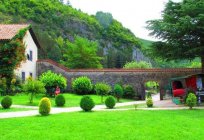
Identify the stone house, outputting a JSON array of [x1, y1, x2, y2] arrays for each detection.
[[0, 24, 40, 80]]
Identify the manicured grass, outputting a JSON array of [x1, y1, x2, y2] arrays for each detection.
[[0, 93, 133, 107], [116, 103, 147, 109], [0, 110, 204, 140], [0, 107, 32, 113]]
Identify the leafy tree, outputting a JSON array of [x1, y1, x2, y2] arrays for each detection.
[[147, 0, 204, 72], [114, 84, 124, 102], [61, 36, 103, 69], [23, 79, 46, 104], [123, 61, 152, 69], [96, 11, 113, 28], [95, 83, 111, 103]]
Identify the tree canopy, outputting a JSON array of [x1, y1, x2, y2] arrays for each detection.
[[61, 36, 103, 69], [147, 0, 204, 71]]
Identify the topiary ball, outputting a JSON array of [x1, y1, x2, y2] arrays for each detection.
[[72, 76, 93, 95], [55, 94, 66, 107], [105, 96, 116, 109], [186, 93, 197, 109], [1, 96, 12, 109], [80, 95, 95, 112], [39, 97, 51, 116], [146, 98, 153, 107]]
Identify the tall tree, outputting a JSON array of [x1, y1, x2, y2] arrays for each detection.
[[147, 0, 204, 72], [96, 11, 113, 28], [61, 36, 103, 69]]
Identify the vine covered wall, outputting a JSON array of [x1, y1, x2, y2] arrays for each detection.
[[0, 27, 29, 80]]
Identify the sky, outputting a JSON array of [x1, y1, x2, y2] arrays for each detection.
[[67, 0, 181, 41]]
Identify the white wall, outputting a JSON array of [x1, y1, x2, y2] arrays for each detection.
[[15, 30, 38, 80]]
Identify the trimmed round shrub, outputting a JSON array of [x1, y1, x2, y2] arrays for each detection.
[[1, 96, 12, 109], [105, 96, 116, 109], [72, 76, 93, 95], [123, 85, 135, 99], [55, 94, 66, 107], [146, 98, 153, 107], [95, 83, 111, 103], [80, 96, 95, 112], [39, 97, 51, 116], [186, 93, 197, 109]]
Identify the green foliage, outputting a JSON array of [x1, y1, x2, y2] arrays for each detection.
[[145, 81, 158, 89], [123, 61, 152, 69], [96, 11, 113, 28], [39, 70, 67, 95], [146, 91, 152, 98], [61, 36, 103, 69], [114, 84, 124, 102], [0, 28, 27, 79], [0, 78, 7, 95], [186, 93, 197, 109], [146, 98, 153, 107], [105, 96, 116, 109], [23, 79, 46, 103], [123, 85, 135, 99], [147, 0, 204, 70], [187, 61, 201, 68], [55, 94, 66, 107], [95, 83, 111, 103], [72, 76, 93, 95], [39, 97, 51, 116], [80, 95, 95, 112], [0, 0, 141, 68], [1, 95, 12, 109]]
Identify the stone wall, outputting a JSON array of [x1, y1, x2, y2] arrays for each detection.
[[37, 59, 202, 100]]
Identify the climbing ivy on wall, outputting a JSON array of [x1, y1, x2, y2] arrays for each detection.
[[0, 27, 29, 80]]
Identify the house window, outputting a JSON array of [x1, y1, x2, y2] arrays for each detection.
[[30, 50, 33, 61], [22, 72, 25, 81], [27, 54, 30, 60], [29, 72, 33, 78]]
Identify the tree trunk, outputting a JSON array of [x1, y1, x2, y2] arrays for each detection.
[[101, 96, 103, 103]]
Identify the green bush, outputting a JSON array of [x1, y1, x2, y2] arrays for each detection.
[[55, 94, 66, 107], [123, 85, 135, 99], [80, 95, 95, 112], [0, 78, 7, 96], [95, 83, 111, 103], [123, 61, 152, 69], [1, 96, 12, 109], [146, 98, 153, 107], [114, 84, 124, 102], [146, 91, 152, 98], [186, 93, 197, 109], [23, 79, 46, 103], [105, 96, 116, 109], [39, 97, 51, 116], [72, 76, 93, 95], [39, 71, 67, 95]]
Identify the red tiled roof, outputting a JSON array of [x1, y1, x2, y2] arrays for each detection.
[[0, 24, 29, 40]]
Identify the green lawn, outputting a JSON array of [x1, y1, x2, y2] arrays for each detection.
[[0, 107, 32, 113], [0, 110, 204, 140], [0, 93, 133, 107], [116, 103, 147, 109]]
